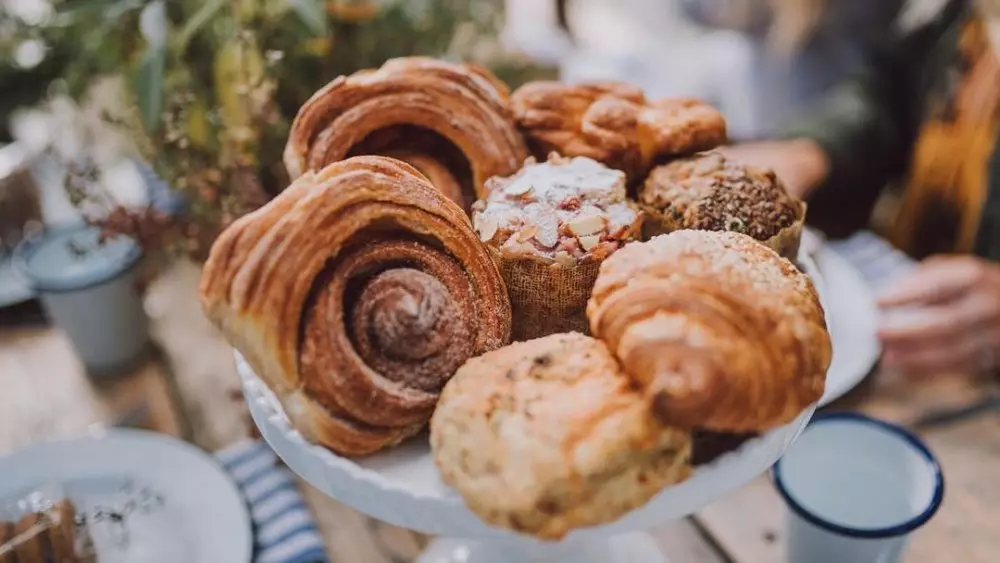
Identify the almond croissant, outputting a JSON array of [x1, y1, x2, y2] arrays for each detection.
[[587, 230, 830, 432], [283, 57, 528, 210], [511, 81, 727, 182], [200, 156, 512, 456]]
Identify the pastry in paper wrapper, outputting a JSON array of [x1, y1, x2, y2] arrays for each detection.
[[638, 151, 805, 260], [472, 154, 641, 341]]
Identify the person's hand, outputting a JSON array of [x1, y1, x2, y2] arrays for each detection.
[[877, 255, 1000, 377], [715, 138, 829, 199]]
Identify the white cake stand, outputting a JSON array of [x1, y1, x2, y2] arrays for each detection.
[[237, 354, 815, 562], [235, 250, 830, 562]]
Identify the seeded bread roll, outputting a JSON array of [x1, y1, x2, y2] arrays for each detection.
[[472, 154, 642, 340], [639, 151, 805, 260]]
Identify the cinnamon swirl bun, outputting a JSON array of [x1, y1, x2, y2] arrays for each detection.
[[200, 156, 512, 456], [283, 57, 528, 210]]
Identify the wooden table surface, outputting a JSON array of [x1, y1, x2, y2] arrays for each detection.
[[1, 260, 996, 562]]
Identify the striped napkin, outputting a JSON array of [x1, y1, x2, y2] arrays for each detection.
[[216, 441, 328, 563], [826, 231, 916, 291]]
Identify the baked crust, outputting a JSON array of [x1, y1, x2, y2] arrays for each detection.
[[284, 57, 528, 207], [200, 156, 512, 456], [430, 332, 691, 540], [639, 151, 806, 260], [588, 230, 831, 432], [472, 154, 642, 340], [511, 81, 727, 181]]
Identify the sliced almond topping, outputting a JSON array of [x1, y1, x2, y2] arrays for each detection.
[[554, 251, 576, 267], [516, 225, 538, 242], [567, 214, 605, 236], [505, 179, 533, 196], [578, 234, 601, 251], [477, 217, 499, 242]]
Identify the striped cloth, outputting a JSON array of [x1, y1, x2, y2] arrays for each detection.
[[827, 231, 916, 291], [216, 441, 328, 563]]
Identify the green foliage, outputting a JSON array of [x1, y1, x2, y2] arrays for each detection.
[[1, 0, 554, 258]]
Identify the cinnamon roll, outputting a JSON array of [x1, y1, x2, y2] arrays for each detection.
[[283, 57, 528, 210], [200, 156, 512, 456], [639, 151, 806, 260], [472, 154, 642, 340], [511, 81, 727, 182], [587, 230, 830, 432]]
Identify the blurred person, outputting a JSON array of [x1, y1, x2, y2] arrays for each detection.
[[680, 0, 906, 139], [536, 0, 904, 139], [722, 0, 1000, 378]]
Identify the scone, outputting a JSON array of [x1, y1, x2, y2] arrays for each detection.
[[430, 332, 691, 540], [638, 151, 805, 260], [472, 154, 642, 340]]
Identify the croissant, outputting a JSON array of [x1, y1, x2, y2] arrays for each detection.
[[587, 230, 830, 432], [200, 156, 512, 456], [511, 81, 727, 182], [283, 57, 529, 210], [639, 151, 806, 260], [431, 332, 691, 540], [471, 154, 642, 340]]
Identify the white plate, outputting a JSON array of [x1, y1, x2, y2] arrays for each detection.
[[0, 429, 252, 563], [239, 353, 814, 542], [812, 243, 881, 405]]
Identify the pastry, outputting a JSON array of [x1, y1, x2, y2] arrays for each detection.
[[1, 494, 88, 563], [200, 156, 512, 456], [430, 332, 691, 540], [511, 81, 727, 181], [639, 151, 806, 260], [587, 230, 831, 432], [471, 154, 642, 340], [283, 57, 529, 210]]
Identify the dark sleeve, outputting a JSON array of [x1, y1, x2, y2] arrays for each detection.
[[778, 30, 917, 205], [781, 0, 972, 201]]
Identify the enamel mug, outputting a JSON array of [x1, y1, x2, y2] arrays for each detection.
[[16, 224, 149, 377], [773, 412, 944, 563]]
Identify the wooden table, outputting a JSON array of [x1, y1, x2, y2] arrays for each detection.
[[1, 261, 996, 562]]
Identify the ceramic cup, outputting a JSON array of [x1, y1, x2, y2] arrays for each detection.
[[772, 412, 944, 563], [16, 224, 149, 377]]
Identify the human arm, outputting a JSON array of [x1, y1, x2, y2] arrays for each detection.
[[878, 255, 1000, 377]]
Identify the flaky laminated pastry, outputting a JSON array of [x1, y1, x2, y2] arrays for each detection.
[[511, 81, 727, 181], [284, 57, 528, 209], [587, 230, 831, 432], [431, 333, 691, 540], [200, 156, 512, 457]]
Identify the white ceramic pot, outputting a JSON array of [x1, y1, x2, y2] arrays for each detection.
[[16, 225, 149, 377]]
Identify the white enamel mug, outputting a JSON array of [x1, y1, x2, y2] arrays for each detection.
[[15, 224, 149, 377], [772, 413, 944, 563]]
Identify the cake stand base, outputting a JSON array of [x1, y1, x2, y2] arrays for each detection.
[[415, 531, 669, 563]]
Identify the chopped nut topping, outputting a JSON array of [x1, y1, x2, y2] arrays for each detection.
[[567, 214, 605, 237], [517, 225, 538, 242], [477, 217, 499, 242], [504, 179, 533, 196], [577, 234, 601, 251]]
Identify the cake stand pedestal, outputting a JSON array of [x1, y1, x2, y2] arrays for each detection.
[[236, 354, 815, 563]]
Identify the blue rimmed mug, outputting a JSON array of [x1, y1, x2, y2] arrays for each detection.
[[772, 412, 944, 563]]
